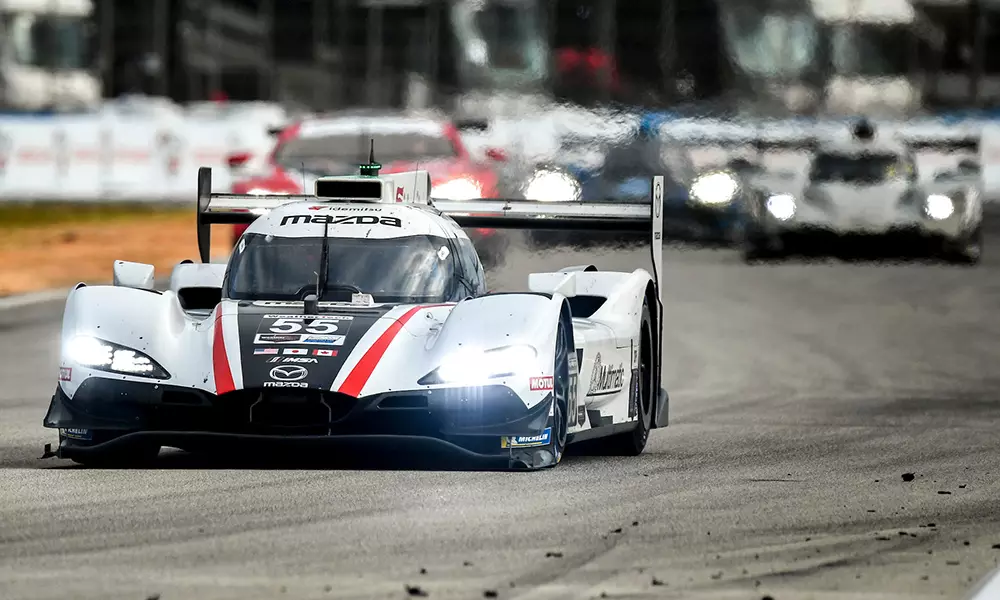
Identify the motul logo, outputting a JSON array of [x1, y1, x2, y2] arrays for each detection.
[[530, 376, 553, 391], [280, 214, 402, 227]]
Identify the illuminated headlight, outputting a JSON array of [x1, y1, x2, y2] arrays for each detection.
[[432, 178, 482, 201], [418, 345, 538, 385], [690, 171, 739, 205], [63, 336, 170, 379], [766, 194, 796, 221], [924, 194, 955, 220], [524, 170, 580, 202]]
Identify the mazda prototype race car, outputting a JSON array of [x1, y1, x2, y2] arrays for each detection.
[[741, 119, 984, 264], [42, 158, 669, 470]]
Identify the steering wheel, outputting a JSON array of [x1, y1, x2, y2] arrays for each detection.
[[294, 283, 363, 301]]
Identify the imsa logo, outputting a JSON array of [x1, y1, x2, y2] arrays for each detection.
[[280, 214, 402, 227]]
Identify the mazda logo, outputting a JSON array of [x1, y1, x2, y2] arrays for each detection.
[[270, 365, 308, 381]]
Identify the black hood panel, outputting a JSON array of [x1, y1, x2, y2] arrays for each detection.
[[235, 302, 394, 390]]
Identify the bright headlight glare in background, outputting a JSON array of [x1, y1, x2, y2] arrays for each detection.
[[766, 194, 796, 220], [435, 345, 538, 384], [925, 194, 955, 220], [524, 170, 580, 202], [690, 171, 738, 205], [64, 336, 166, 378], [432, 178, 482, 201]]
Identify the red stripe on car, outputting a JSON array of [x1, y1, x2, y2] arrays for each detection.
[[338, 304, 451, 398], [212, 307, 236, 395]]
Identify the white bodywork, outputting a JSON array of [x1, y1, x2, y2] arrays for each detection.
[[54, 169, 666, 452]]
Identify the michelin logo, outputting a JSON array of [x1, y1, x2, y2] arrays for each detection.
[[501, 427, 552, 449]]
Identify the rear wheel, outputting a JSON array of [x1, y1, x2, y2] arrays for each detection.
[[592, 300, 654, 456]]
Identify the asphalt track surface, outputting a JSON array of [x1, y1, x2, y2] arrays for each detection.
[[2, 223, 1000, 600]]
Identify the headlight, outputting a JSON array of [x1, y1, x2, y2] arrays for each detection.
[[924, 194, 955, 220], [418, 345, 538, 385], [432, 178, 482, 201], [64, 336, 170, 379], [690, 171, 739, 205], [524, 170, 580, 202], [766, 194, 796, 221]]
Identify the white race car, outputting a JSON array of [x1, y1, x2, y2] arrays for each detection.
[[42, 158, 669, 470]]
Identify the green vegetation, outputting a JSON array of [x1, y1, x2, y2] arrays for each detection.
[[0, 202, 189, 229]]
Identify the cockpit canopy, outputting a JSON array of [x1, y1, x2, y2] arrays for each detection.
[[223, 232, 484, 304]]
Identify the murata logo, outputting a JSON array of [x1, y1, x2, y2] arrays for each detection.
[[280, 214, 402, 227], [587, 352, 625, 396], [529, 376, 553, 391]]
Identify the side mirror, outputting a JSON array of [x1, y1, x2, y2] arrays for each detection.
[[226, 152, 252, 169], [113, 260, 154, 290], [484, 147, 507, 162]]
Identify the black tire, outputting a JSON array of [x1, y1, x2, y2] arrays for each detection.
[[592, 300, 654, 456], [551, 316, 571, 462]]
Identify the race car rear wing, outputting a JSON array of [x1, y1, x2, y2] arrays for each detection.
[[195, 166, 665, 317]]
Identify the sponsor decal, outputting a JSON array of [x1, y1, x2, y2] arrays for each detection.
[[628, 369, 640, 419], [255, 333, 302, 344], [270, 365, 308, 382], [254, 333, 347, 345], [587, 352, 625, 397], [263, 381, 307, 388], [254, 348, 278, 355], [313, 349, 337, 357], [577, 405, 586, 426], [351, 293, 374, 306], [501, 427, 552, 449], [396, 186, 405, 202], [302, 335, 346, 346], [58, 367, 72, 382], [283, 348, 307, 355], [307, 205, 323, 211], [279, 214, 402, 228], [529, 376, 553, 391], [269, 357, 318, 364], [567, 353, 579, 426], [60, 428, 91, 441]]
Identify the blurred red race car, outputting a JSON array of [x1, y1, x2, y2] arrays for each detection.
[[227, 111, 509, 263]]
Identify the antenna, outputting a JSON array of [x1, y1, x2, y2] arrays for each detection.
[[359, 138, 381, 177]]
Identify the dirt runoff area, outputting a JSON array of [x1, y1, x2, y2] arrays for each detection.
[[0, 205, 234, 297]]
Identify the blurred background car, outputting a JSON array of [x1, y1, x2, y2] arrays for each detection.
[[225, 110, 509, 264]]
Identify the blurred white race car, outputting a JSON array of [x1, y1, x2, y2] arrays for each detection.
[[741, 119, 983, 264]]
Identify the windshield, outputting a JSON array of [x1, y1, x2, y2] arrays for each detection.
[[810, 152, 912, 184], [5, 14, 92, 70], [830, 23, 911, 76], [451, 0, 548, 88], [274, 133, 458, 172], [224, 233, 459, 303], [601, 138, 694, 186]]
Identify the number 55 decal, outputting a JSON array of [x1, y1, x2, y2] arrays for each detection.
[[269, 318, 340, 334]]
